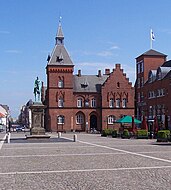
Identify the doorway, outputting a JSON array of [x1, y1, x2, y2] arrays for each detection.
[[90, 115, 97, 129]]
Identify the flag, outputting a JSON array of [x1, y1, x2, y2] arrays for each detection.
[[150, 29, 155, 41]]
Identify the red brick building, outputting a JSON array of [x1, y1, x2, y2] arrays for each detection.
[[44, 22, 134, 132], [135, 49, 171, 130]]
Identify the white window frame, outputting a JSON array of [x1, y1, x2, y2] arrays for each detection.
[[91, 98, 96, 108], [116, 99, 120, 108], [58, 97, 64, 107], [108, 115, 115, 124], [77, 98, 83, 107], [58, 80, 64, 88], [122, 98, 127, 108], [57, 115, 64, 124], [109, 98, 114, 108], [76, 114, 83, 124]]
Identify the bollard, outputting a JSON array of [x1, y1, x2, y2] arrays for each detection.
[[73, 134, 77, 142], [58, 132, 61, 138], [7, 132, 10, 144]]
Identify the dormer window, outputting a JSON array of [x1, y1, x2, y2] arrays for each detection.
[[158, 71, 162, 80], [149, 73, 153, 83]]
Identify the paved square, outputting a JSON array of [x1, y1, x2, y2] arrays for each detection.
[[0, 132, 171, 189]]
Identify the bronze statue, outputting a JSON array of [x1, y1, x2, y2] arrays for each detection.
[[34, 77, 41, 102]]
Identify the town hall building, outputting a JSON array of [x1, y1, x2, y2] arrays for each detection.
[[43, 22, 134, 132]]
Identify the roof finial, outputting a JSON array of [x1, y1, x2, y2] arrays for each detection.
[[55, 16, 64, 45], [59, 16, 62, 26]]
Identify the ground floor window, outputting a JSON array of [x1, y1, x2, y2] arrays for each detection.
[[108, 115, 116, 124], [57, 115, 65, 124], [76, 114, 83, 124]]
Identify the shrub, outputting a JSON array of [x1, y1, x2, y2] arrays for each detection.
[[137, 130, 148, 139], [112, 130, 118, 138], [157, 130, 170, 142], [121, 129, 130, 138], [101, 128, 113, 137]]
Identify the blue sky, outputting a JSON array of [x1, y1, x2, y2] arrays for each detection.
[[1, 0, 171, 117]]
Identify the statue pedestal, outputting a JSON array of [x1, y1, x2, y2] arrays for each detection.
[[28, 102, 48, 136]]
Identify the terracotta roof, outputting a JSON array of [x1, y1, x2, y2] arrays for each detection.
[[0, 112, 5, 117]]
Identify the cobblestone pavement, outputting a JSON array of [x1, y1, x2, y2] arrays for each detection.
[[0, 132, 171, 189]]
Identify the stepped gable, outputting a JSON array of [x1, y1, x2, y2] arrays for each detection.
[[102, 64, 133, 88]]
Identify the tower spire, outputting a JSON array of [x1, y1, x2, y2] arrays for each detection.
[[55, 17, 64, 45]]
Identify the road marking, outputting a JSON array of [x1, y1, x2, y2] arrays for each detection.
[[0, 134, 7, 150], [0, 152, 127, 158], [61, 136, 171, 164], [0, 165, 171, 175], [2, 145, 94, 150]]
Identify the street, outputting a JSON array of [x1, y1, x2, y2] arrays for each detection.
[[0, 132, 171, 189]]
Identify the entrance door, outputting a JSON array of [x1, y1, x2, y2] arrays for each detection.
[[90, 115, 97, 129]]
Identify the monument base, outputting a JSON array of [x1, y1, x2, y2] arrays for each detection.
[[26, 134, 50, 140], [31, 127, 45, 135]]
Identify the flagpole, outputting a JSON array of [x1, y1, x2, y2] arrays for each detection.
[[150, 37, 152, 49], [150, 29, 152, 49]]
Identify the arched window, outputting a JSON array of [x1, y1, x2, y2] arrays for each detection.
[[109, 98, 114, 108], [58, 79, 64, 88], [91, 98, 96, 108], [58, 97, 64, 107], [76, 114, 83, 124], [57, 115, 64, 124], [108, 115, 116, 124], [122, 98, 127, 108], [77, 98, 83, 107], [116, 99, 120, 108]]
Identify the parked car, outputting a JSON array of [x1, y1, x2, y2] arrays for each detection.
[[16, 126, 25, 132]]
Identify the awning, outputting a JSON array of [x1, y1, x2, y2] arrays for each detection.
[[116, 115, 141, 124]]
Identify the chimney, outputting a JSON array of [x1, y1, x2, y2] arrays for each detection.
[[115, 64, 121, 69], [78, 70, 81, 77], [98, 70, 101, 77], [105, 69, 110, 75]]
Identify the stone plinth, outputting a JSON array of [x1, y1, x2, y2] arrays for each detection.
[[29, 102, 47, 136]]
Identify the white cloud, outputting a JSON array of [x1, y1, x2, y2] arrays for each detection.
[[97, 51, 114, 57], [5, 50, 22, 54], [110, 45, 120, 50]]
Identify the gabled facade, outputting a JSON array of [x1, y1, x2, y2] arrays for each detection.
[[135, 49, 167, 120], [44, 22, 134, 132], [142, 62, 171, 129]]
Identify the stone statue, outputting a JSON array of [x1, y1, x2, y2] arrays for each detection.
[[34, 77, 41, 102]]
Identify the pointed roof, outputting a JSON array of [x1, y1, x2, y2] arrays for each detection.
[[48, 21, 73, 66], [136, 49, 167, 59], [56, 22, 64, 40]]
